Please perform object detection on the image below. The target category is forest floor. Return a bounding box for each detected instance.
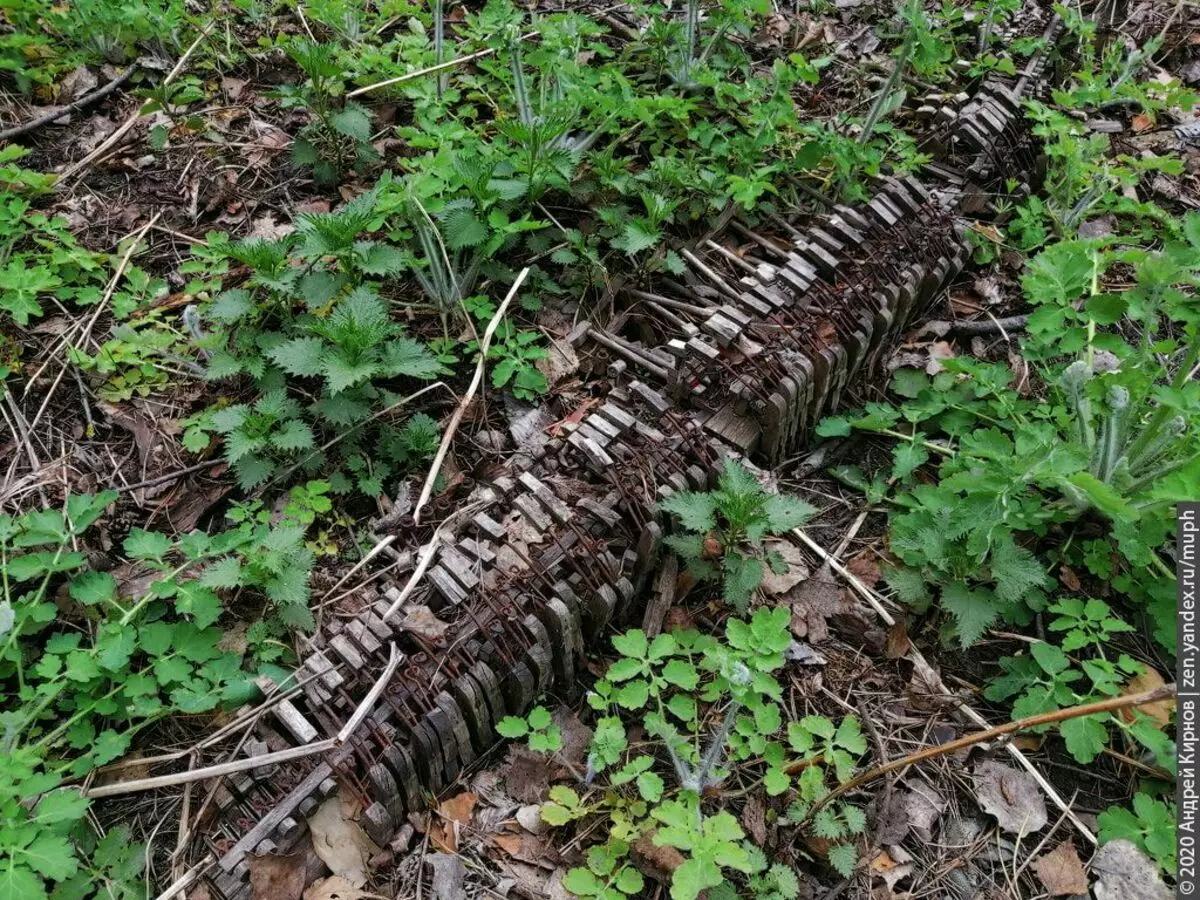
[0,0,1197,898]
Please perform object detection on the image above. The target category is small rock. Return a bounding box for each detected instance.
[516,804,550,836]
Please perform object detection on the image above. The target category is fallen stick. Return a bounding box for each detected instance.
[0,66,137,143]
[347,32,538,99]
[85,643,402,799]
[412,266,530,526]
[806,682,1177,811]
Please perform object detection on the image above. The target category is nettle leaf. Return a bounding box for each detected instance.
[323,353,378,394]
[659,491,718,533]
[331,104,373,141]
[940,582,998,647]
[358,243,407,276]
[380,337,443,379]
[827,843,857,879]
[883,566,931,608]
[763,494,815,532]
[271,419,315,452]
[722,554,763,611]
[268,337,326,377]
[612,221,660,255]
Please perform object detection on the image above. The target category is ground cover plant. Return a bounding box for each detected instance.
[0,0,1193,896]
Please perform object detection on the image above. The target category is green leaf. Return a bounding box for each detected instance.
[0,864,47,900]
[892,441,930,481]
[883,566,930,607]
[763,495,815,532]
[613,221,660,256]
[636,771,664,802]
[34,789,89,825]
[826,843,857,878]
[763,767,790,796]
[670,857,724,900]
[380,336,444,380]
[1060,714,1108,764]
[940,582,998,647]
[268,337,327,377]
[815,416,852,437]
[612,629,648,660]
[496,716,529,738]
[722,555,763,611]
[22,833,78,880]
[658,491,719,533]
[69,571,116,606]
[527,706,552,730]
[662,659,699,690]
[331,105,372,141]
[891,368,929,398]
[123,529,173,561]
[323,352,378,394]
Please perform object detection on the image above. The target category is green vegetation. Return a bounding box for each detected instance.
[0,0,1191,893]
[0,493,314,898]
[540,609,866,898]
[659,459,815,612]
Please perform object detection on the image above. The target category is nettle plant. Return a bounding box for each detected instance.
[659,459,815,612]
[187,189,447,495]
[537,608,866,899]
[278,39,379,183]
[0,493,307,899]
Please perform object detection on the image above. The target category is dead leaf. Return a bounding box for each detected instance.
[552,707,593,771]
[846,553,880,586]
[249,852,306,900]
[426,854,467,900]
[884,621,910,659]
[869,848,912,889]
[1091,839,1172,900]
[787,564,859,643]
[972,761,1048,834]
[1120,667,1174,728]
[492,832,524,856]
[740,793,767,846]
[249,214,293,240]
[306,789,378,887]
[398,605,449,641]
[502,746,556,804]
[536,341,580,387]
[60,66,98,100]
[1032,841,1088,896]
[631,830,685,885]
[430,791,478,853]
[302,875,382,900]
[515,804,550,836]
[901,786,945,842]
[1132,112,1155,132]
[1058,565,1081,592]
[761,540,810,595]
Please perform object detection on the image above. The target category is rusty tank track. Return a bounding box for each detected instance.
[195,16,1064,898]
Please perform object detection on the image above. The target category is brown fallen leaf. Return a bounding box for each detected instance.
[868,848,912,890]
[760,540,809,595]
[846,553,881,586]
[502,745,556,804]
[430,791,478,853]
[1032,841,1087,896]
[1058,565,1081,592]
[740,793,767,847]
[248,852,307,900]
[972,761,1047,834]
[302,875,386,900]
[398,604,449,641]
[306,789,378,887]
[492,832,523,856]
[883,621,910,659]
[1132,112,1155,133]
[786,564,862,644]
[631,831,685,885]
[1120,667,1174,728]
